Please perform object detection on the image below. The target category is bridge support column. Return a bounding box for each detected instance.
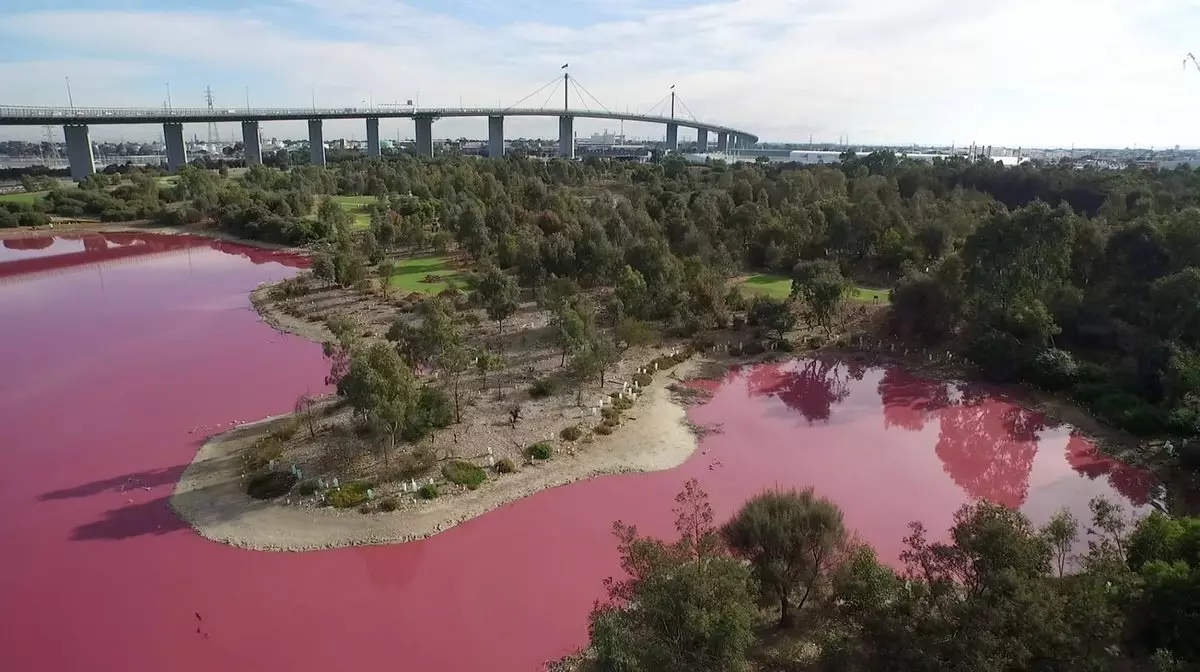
[242,121,262,166]
[63,125,95,182]
[666,123,679,152]
[558,116,574,158]
[717,132,728,152]
[366,118,380,157]
[163,123,187,173]
[696,128,708,153]
[488,116,504,158]
[308,119,326,167]
[414,117,433,158]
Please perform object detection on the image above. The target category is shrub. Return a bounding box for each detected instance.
[595,423,614,435]
[527,442,553,460]
[270,419,300,441]
[379,496,400,512]
[391,447,437,480]
[966,331,1029,383]
[601,406,621,422]
[612,396,634,412]
[358,503,373,514]
[442,460,487,489]
[775,339,795,352]
[731,315,747,330]
[1025,348,1079,391]
[241,436,283,472]
[495,457,517,474]
[603,416,621,428]
[560,425,583,441]
[405,387,454,440]
[295,480,319,497]
[632,372,653,388]
[325,482,371,508]
[1121,404,1173,437]
[418,483,440,499]
[529,377,558,398]
[246,471,297,500]
[742,341,766,356]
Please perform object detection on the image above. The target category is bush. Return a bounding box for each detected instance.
[270,419,300,441]
[731,315,747,330]
[742,341,766,356]
[595,423,614,435]
[966,331,1029,383]
[379,497,399,512]
[358,503,373,514]
[442,460,487,489]
[603,416,621,428]
[529,377,558,398]
[325,482,371,508]
[246,471,297,500]
[418,483,440,499]
[527,442,553,460]
[632,372,654,388]
[775,339,795,353]
[404,387,454,440]
[601,406,621,421]
[391,447,437,480]
[560,425,583,441]
[295,480,319,496]
[612,396,634,412]
[495,457,517,474]
[241,436,283,472]
[1024,348,1079,391]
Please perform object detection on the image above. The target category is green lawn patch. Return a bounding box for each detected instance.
[331,195,375,228]
[0,191,48,205]
[739,273,890,304]
[388,255,465,295]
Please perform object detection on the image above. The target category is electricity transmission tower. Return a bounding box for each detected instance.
[204,86,220,150]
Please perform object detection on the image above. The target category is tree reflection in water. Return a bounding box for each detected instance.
[734,359,1157,509]
[745,359,851,424]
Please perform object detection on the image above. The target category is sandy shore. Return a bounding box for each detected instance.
[170,358,703,551]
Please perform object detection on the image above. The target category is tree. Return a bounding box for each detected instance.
[476,351,505,398]
[476,264,519,341]
[294,393,320,439]
[588,480,757,672]
[722,487,850,626]
[376,260,397,299]
[614,317,658,350]
[747,296,796,341]
[338,342,419,465]
[791,259,850,335]
[1041,508,1079,578]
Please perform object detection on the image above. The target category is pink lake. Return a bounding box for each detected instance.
[0,233,1152,671]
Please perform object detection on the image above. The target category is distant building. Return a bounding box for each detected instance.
[786,150,1027,167]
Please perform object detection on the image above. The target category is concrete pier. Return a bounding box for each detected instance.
[487,116,504,158]
[63,125,95,182]
[558,116,574,158]
[163,123,187,173]
[666,123,678,152]
[307,119,326,167]
[696,128,708,153]
[414,117,433,158]
[366,118,380,157]
[241,121,262,166]
[717,131,728,152]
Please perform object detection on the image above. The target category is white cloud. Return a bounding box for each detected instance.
[1,0,1198,146]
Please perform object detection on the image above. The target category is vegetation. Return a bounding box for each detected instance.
[583,481,1200,671]
[240,436,283,472]
[441,460,487,490]
[494,457,516,474]
[417,483,439,499]
[527,442,553,460]
[325,482,371,508]
[246,471,297,500]
[560,425,583,441]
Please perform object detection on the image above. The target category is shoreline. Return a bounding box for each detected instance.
[0,219,305,253]
[170,358,704,552]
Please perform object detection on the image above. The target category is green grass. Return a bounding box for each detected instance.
[331,195,375,228]
[0,191,48,204]
[739,273,890,304]
[388,255,466,295]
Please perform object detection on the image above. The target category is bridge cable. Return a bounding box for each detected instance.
[504,75,564,111]
[568,79,593,112]
[536,79,563,110]
[673,95,699,122]
[643,93,670,118]
[569,77,612,114]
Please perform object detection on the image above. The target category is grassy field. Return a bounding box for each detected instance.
[388,256,466,295]
[331,195,375,228]
[0,191,48,204]
[739,273,890,304]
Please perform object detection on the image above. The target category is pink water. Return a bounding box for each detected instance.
[0,234,1152,671]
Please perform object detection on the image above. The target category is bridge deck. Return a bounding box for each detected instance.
[0,106,758,143]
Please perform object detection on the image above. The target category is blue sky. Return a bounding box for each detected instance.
[2,0,1200,147]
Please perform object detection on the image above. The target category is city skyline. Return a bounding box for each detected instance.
[1,0,1199,147]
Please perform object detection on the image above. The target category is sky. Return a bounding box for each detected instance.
[2,0,1200,147]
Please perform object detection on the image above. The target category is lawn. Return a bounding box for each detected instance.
[0,191,48,205]
[739,273,890,304]
[331,195,375,228]
[388,256,466,295]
